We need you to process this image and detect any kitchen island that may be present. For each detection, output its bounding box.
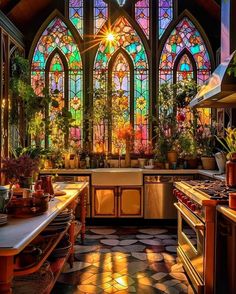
[0,182,88,294]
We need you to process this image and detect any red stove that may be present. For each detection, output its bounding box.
[173,180,233,294]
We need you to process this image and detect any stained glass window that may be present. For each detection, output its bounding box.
[111,53,131,154]
[31,17,83,147]
[94,0,108,34]
[135,0,149,38]
[69,0,83,37]
[159,0,173,38]
[159,17,211,85]
[94,17,149,154]
[48,53,65,144]
[176,54,194,81]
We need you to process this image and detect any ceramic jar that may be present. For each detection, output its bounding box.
[226,152,236,188]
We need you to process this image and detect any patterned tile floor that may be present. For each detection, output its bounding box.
[52,227,195,294]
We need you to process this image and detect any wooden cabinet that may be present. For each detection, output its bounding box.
[92,186,143,218]
[215,209,236,294]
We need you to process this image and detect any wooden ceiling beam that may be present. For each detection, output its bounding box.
[1,0,21,15]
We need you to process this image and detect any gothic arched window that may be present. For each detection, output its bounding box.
[159,17,211,85]
[93,16,149,154]
[31,17,83,147]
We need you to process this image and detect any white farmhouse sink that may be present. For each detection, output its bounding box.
[92,168,143,186]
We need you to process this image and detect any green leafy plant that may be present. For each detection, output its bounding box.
[216,127,236,159]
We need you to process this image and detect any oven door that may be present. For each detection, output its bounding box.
[175,202,205,289]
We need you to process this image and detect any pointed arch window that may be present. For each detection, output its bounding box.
[176,53,196,82]
[135,0,150,38]
[159,0,173,38]
[159,17,211,85]
[31,17,83,148]
[110,51,132,153]
[94,0,108,34]
[69,0,83,37]
[93,17,149,154]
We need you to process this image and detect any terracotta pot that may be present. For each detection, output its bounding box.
[229,192,236,209]
[167,151,178,164]
[138,158,146,168]
[201,157,216,170]
[187,158,198,169]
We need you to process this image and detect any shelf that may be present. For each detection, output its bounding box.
[46,248,72,294]
[14,224,71,276]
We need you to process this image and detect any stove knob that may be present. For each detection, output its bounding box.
[173,189,178,196]
[191,204,196,211]
[183,196,188,204]
[187,200,192,208]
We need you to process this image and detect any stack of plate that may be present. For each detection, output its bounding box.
[41,209,74,237]
[0,213,7,226]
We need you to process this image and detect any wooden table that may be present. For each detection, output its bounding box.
[0,182,88,294]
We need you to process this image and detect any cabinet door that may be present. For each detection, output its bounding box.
[118,187,143,218]
[92,187,117,218]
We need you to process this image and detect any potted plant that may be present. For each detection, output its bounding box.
[153,83,180,166]
[197,124,216,170]
[1,154,39,188]
[216,128,236,187]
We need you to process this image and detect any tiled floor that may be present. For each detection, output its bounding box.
[52,227,195,294]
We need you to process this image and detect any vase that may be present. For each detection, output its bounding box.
[215,152,226,173]
[167,151,178,164]
[138,158,146,168]
[19,176,33,189]
[125,140,131,168]
[201,157,216,170]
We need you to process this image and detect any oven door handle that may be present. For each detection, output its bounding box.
[174,203,205,231]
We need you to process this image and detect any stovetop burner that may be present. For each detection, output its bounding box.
[182,180,236,200]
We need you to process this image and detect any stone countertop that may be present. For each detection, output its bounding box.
[40,168,226,179]
[217,205,236,223]
[0,182,87,256]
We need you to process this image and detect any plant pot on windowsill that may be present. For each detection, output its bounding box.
[187,157,198,169]
[201,156,216,170]
[167,151,178,164]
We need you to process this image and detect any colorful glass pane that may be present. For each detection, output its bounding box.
[94,17,149,154]
[176,54,194,81]
[94,0,108,34]
[31,17,83,147]
[159,17,211,84]
[31,18,82,70]
[69,0,83,37]
[135,0,149,38]
[159,0,173,38]
[49,54,65,144]
[112,53,130,154]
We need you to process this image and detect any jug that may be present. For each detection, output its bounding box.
[40,176,54,196]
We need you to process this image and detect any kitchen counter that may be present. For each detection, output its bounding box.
[217,205,236,223]
[40,168,225,179]
[0,182,87,256]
